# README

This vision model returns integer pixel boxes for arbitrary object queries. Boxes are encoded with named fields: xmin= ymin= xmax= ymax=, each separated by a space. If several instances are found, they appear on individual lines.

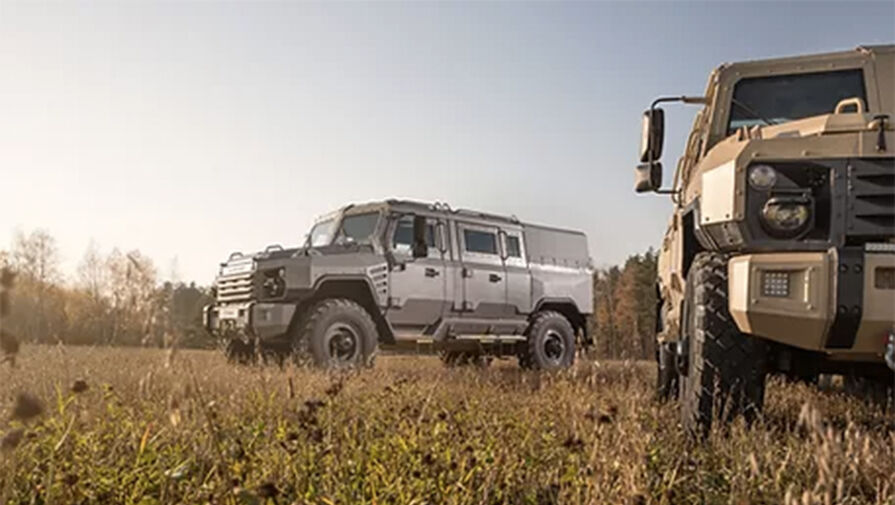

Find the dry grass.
xmin=0 ymin=346 xmax=893 ymax=505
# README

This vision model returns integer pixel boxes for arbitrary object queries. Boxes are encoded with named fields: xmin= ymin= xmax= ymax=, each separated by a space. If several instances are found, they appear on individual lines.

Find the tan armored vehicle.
xmin=634 ymin=45 xmax=895 ymax=435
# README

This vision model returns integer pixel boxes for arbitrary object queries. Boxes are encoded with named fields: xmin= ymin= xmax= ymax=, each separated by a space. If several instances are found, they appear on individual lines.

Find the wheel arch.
xmin=296 ymin=275 xmax=395 ymax=344
xmin=532 ymin=298 xmax=590 ymax=346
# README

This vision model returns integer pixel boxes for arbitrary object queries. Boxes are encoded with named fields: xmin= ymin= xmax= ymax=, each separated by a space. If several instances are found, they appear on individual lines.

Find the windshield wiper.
xmin=731 ymin=98 xmax=778 ymax=127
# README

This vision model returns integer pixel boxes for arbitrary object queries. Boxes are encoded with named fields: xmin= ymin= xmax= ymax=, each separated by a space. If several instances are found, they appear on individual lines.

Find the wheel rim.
xmin=543 ymin=329 xmax=566 ymax=364
xmin=325 ymin=323 xmax=360 ymax=363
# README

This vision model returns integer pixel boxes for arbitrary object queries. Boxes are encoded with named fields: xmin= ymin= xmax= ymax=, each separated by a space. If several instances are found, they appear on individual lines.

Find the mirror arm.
xmin=645 ymin=95 xmax=707 ymax=195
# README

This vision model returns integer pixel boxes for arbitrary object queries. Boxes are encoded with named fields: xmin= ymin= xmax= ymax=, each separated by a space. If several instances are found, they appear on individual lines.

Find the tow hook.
xmin=885 ymin=331 xmax=895 ymax=372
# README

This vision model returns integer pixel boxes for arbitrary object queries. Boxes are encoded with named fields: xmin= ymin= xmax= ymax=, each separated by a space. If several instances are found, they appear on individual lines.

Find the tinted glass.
xmin=336 ymin=213 xmax=380 ymax=244
xmin=728 ymin=69 xmax=866 ymax=134
xmin=392 ymin=216 xmax=435 ymax=249
xmin=506 ymin=235 xmax=521 ymax=258
xmin=464 ymin=229 xmax=498 ymax=255
xmin=308 ymin=219 xmax=336 ymax=247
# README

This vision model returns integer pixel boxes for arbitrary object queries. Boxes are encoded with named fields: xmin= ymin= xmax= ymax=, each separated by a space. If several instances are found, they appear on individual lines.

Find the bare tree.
xmin=77 ymin=240 xmax=107 ymax=302
xmin=10 ymin=229 xmax=61 ymax=341
xmin=12 ymin=229 xmax=60 ymax=286
xmin=105 ymin=249 xmax=160 ymax=345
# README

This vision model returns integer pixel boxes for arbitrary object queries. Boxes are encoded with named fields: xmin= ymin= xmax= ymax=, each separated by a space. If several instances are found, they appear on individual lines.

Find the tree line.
xmin=1 ymin=228 xmax=659 ymax=358
xmin=590 ymin=249 xmax=658 ymax=360
xmin=0 ymin=229 xmax=212 ymax=349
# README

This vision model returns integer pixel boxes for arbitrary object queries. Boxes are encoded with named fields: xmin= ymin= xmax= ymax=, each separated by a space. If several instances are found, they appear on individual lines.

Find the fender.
xmin=309 ymin=275 xmax=396 ymax=344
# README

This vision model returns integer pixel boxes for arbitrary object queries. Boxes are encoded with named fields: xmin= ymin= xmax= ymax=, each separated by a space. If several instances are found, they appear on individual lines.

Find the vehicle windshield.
xmin=726 ymin=69 xmax=866 ymax=134
xmin=333 ymin=212 xmax=381 ymax=245
xmin=307 ymin=218 xmax=336 ymax=247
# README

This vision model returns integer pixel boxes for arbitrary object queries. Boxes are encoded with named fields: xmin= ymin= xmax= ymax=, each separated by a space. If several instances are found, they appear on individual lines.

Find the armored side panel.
xmin=524 ymin=224 xmax=593 ymax=315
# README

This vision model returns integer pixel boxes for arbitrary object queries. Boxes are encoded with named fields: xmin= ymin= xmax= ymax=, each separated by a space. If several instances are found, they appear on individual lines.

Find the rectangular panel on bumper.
xmin=206 ymin=302 xmax=295 ymax=342
xmin=854 ymin=252 xmax=895 ymax=355
xmin=728 ymin=249 xmax=895 ymax=358
xmin=728 ymin=252 xmax=832 ymax=350
xmin=251 ymin=303 xmax=296 ymax=340
xmin=205 ymin=302 xmax=254 ymax=336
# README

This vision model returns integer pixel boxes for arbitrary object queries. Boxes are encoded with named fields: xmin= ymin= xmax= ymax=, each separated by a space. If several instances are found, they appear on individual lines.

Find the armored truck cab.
xmin=205 ymin=200 xmax=592 ymax=369
xmin=634 ymin=45 xmax=895 ymax=435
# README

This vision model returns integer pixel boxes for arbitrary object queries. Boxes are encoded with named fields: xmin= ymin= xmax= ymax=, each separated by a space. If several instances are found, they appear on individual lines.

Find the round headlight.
xmin=761 ymin=197 xmax=811 ymax=236
xmin=748 ymin=164 xmax=777 ymax=190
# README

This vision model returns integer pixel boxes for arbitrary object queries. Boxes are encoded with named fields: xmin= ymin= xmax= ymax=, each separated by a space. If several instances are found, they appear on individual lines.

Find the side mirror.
xmin=412 ymin=215 xmax=428 ymax=258
xmin=634 ymin=162 xmax=663 ymax=193
xmin=639 ymin=108 xmax=665 ymax=163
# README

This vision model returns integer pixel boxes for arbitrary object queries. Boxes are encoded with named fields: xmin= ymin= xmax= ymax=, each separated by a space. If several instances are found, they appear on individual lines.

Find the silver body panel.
xmin=206 ymin=200 xmax=593 ymax=344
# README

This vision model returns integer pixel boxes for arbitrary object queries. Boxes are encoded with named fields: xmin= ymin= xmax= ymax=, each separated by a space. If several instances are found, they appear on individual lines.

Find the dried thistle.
xmin=10 ymin=393 xmax=45 ymax=422
xmin=0 ymin=428 xmax=24 ymax=452
xmin=71 ymin=379 xmax=89 ymax=394
xmin=256 ymin=482 xmax=279 ymax=499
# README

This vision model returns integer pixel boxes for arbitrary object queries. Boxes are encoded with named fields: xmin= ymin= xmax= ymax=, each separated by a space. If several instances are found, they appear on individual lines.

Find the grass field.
xmin=1 ymin=346 xmax=893 ymax=505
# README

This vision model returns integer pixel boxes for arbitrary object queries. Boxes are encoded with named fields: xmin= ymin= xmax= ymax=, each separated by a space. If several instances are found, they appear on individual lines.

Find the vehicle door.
xmin=386 ymin=214 xmax=448 ymax=329
xmin=500 ymin=227 xmax=531 ymax=315
xmin=456 ymin=222 xmax=507 ymax=317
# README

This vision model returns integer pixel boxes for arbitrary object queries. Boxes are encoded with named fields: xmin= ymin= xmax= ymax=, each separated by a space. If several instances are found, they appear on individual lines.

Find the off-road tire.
xmin=844 ymin=374 xmax=894 ymax=409
xmin=680 ymin=252 xmax=768 ymax=438
xmin=657 ymin=341 xmax=679 ymax=402
xmin=518 ymin=311 xmax=576 ymax=370
xmin=225 ymin=338 xmax=256 ymax=365
xmin=294 ymin=298 xmax=378 ymax=368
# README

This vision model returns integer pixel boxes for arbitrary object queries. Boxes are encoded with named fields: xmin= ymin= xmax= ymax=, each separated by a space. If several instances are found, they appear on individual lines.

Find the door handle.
xmin=425 ymin=267 xmax=440 ymax=278
xmin=489 ymin=273 xmax=502 ymax=283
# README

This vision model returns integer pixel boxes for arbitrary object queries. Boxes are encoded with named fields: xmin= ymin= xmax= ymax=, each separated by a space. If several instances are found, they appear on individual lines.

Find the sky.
xmin=1 ymin=1 xmax=893 ymax=284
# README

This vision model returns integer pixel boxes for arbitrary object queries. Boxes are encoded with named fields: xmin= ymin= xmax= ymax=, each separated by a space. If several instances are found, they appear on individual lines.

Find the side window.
xmin=392 ymin=216 xmax=437 ymax=254
xmin=505 ymin=235 xmax=521 ymax=258
xmin=463 ymin=229 xmax=498 ymax=255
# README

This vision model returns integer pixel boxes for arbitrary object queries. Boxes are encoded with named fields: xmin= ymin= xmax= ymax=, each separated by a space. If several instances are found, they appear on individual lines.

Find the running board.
xmin=454 ymin=334 xmax=527 ymax=342
xmin=432 ymin=317 xmax=529 ymax=340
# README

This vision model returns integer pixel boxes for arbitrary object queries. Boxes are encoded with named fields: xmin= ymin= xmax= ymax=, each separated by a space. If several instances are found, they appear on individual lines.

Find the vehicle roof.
xmin=718 ymin=44 xmax=893 ymax=72
xmin=332 ymin=199 xmax=587 ymax=237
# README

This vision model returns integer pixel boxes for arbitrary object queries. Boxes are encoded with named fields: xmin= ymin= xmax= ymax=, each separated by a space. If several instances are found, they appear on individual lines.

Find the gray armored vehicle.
xmin=634 ymin=45 xmax=894 ymax=435
xmin=204 ymin=200 xmax=593 ymax=369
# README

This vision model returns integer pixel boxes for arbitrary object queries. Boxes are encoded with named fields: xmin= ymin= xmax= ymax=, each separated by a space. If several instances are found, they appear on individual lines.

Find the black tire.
xmin=680 ymin=252 xmax=768 ymax=438
xmin=518 ymin=311 xmax=576 ymax=370
xmin=225 ymin=338 xmax=256 ymax=365
xmin=844 ymin=374 xmax=893 ymax=409
xmin=782 ymin=370 xmax=819 ymax=385
xmin=657 ymin=341 xmax=679 ymax=402
xmin=294 ymin=298 xmax=378 ymax=368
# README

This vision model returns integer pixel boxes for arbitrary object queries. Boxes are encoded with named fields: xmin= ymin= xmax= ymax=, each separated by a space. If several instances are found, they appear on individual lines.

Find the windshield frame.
xmin=307 ymin=217 xmax=338 ymax=247
xmin=725 ymin=69 xmax=867 ymax=135
xmin=704 ymin=54 xmax=872 ymax=150
xmin=332 ymin=211 xmax=383 ymax=247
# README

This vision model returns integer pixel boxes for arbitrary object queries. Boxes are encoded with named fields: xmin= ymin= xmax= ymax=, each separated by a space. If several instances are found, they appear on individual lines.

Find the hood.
xmin=734 ymin=112 xmax=891 ymax=142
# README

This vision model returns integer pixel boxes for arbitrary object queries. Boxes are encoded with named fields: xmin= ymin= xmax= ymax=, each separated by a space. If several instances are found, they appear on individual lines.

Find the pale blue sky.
xmin=2 ymin=1 xmax=893 ymax=283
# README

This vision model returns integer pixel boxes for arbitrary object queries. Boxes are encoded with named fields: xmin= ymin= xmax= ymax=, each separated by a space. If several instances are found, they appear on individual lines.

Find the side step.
xmin=454 ymin=334 xmax=527 ymax=343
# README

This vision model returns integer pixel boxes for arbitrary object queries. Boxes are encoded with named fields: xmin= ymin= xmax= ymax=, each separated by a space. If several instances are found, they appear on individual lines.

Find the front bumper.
xmin=203 ymin=302 xmax=296 ymax=341
xmin=728 ymin=246 xmax=895 ymax=360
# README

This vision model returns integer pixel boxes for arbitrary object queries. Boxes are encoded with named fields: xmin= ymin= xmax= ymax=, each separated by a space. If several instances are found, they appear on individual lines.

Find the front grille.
xmin=846 ymin=158 xmax=895 ymax=240
xmin=216 ymin=272 xmax=254 ymax=303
